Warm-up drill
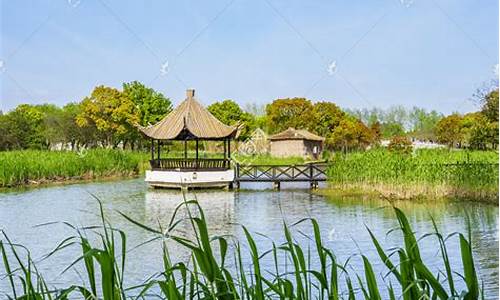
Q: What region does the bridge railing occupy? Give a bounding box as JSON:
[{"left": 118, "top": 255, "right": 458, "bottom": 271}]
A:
[
  {"left": 235, "top": 162, "right": 328, "bottom": 182},
  {"left": 150, "top": 158, "right": 231, "bottom": 171}
]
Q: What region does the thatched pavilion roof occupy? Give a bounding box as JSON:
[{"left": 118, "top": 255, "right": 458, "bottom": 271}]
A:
[
  {"left": 139, "top": 89, "right": 237, "bottom": 140},
  {"left": 269, "top": 128, "right": 325, "bottom": 142}
]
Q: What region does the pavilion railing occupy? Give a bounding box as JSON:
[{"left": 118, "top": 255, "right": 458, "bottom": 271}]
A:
[{"left": 150, "top": 158, "right": 231, "bottom": 171}]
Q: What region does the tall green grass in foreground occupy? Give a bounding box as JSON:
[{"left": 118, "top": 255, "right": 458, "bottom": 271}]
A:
[
  {"left": 0, "top": 149, "right": 148, "bottom": 187},
  {"left": 327, "top": 148, "right": 499, "bottom": 202},
  {"left": 0, "top": 198, "right": 483, "bottom": 299}
]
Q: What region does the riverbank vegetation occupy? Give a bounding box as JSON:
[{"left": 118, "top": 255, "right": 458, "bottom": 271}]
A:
[
  {"left": 0, "top": 80, "right": 497, "bottom": 193},
  {"left": 327, "top": 148, "right": 499, "bottom": 202},
  {"left": 0, "top": 149, "right": 311, "bottom": 188},
  {"left": 0, "top": 199, "right": 484, "bottom": 299},
  {"left": 0, "top": 149, "right": 148, "bottom": 187}
]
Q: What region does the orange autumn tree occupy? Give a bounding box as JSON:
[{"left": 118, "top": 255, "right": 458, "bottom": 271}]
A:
[{"left": 328, "top": 116, "right": 374, "bottom": 151}]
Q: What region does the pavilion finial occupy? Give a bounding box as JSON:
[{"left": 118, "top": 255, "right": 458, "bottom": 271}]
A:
[{"left": 186, "top": 89, "right": 195, "bottom": 99}]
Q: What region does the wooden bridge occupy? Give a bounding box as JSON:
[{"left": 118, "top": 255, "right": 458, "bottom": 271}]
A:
[{"left": 233, "top": 162, "right": 328, "bottom": 189}]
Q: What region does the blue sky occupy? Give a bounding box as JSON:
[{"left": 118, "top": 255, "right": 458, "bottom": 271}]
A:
[{"left": 1, "top": 0, "right": 498, "bottom": 114}]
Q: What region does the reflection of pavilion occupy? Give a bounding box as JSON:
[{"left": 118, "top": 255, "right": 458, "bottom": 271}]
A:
[{"left": 145, "top": 190, "right": 235, "bottom": 236}]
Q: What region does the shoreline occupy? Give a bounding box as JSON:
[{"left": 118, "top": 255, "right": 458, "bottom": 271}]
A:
[
  {"left": 317, "top": 182, "right": 499, "bottom": 204},
  {"left": 0, "top": 172, "right": 142, "bottom": 192},
  {"left": 2, "top": 173, "right": 498, "bottom": 205}
]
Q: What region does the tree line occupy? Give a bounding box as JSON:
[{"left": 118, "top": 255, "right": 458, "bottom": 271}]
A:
[{"left": 0, "top": 81, "right": 498, "bottom": 152}]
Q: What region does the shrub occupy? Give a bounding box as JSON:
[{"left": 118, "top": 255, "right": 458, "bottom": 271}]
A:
[{"left": 388, "top": 136, "right": 413, "bottom": 154}]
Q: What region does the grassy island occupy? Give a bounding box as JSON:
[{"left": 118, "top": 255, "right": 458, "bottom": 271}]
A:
[
  {"left": 0, "top": 149, "right": 148, "bottom": 188},
  {"left": 326, "top": 148, "right": 499, "bottom": 202}
]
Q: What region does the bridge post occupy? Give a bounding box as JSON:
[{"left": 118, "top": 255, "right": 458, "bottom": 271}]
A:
[
  {"left": 273, "top": 181, "right": 280, "bottom": 190},
  {"left": 233, "top": 163, "right": 240, "bottom": 190}
]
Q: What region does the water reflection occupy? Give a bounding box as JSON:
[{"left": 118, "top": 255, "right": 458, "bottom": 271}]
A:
[
  {"left": 145, "top": 189, "right": 235, "bottom": 234},
  {"left": 0, "top": 178, "right": 497, "bottom": 298}
]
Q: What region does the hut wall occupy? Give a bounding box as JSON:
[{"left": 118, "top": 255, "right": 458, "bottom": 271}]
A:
[
  {"left": 270, "top": 140, "right": 306, "bottom": 157},
  {"left": 270, "top": 139, "right": 323, "bottom": 158}
]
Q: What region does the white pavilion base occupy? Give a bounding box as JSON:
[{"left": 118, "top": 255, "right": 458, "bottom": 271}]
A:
[{"left": 145, "top": 169, "right": 235, "bottom": 189}]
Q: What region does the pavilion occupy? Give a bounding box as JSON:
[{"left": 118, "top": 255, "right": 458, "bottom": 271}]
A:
[{"left": 139, "top": 89, "right": 238, "bottom": 189}]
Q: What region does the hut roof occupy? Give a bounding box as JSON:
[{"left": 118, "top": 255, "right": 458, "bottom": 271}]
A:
[
  {"left": 269, "top": 128, "right": 325, "bottom": 142},
  {"left": 139, "top": 89, "right": 237, "bottom": 140}
]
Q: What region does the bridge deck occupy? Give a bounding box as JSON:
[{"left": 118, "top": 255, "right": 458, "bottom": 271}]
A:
[{"left": 234, "top": 162, "right": 328, "bottom": 188}]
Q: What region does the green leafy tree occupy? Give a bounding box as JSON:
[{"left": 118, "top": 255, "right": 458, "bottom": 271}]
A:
[
  {"left": 408, "top": 107, "right": 442, "bottom": 140},
  {"left": 122, "top": 81, "right": 172, "bottom": 149},
  {"left": 380, "top": 122, "right": 405, "bottom": 138},
  {"left": 385, "top": 105, "right": 408, "bottom": 128},
  {"left": 0, "top": 113, "right": 15, "bottom": 150},
  {"left": 481, "top": 89, "right": 499, "bottom": 123},
  {"left": 35, "top": 104, "right": 65, "bottom": 149},
  {"left": 208, "top": 99, "right": 254, "bottom": 140},
  {"left": 7, "top": 104, "right": 45, "bottom": 149},
  {"left": 266, "top": 98, "right": 313, "bottom": 133},
  {"left": 467, "top": 114, "right": 499, "bottom": 150},
  {"left": 122, "top": 81, "right": 172, "bottom": 126},
  {"left": 309, "top": 101, "right": 345, "bottom": 137},
  {"left": 61, "top": 102, "right": 96, "bottom": 150}
]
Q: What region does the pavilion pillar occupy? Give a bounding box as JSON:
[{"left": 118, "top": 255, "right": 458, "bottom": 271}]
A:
[
  {"left": 195, "top": 139, "right": 199, "bottom": 169},
  {"left": 157, "top": 140, "right": 161, "bottom": 160},
  {"left": 184, "top": 140, "right": 187, "bottom": 159},
  {"left": 223, "top": 140, "right": 227, "bottom": 159},
  {"left": 228, "top": 139, "right": 231, "bottom": 159},
  {"left": 151, "top": 138, "right": 154, "bottom": 161}
]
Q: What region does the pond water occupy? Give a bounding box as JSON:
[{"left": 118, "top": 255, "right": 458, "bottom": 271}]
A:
[{"left": 0, "top": 178, "right": 498, "bottom": 298}]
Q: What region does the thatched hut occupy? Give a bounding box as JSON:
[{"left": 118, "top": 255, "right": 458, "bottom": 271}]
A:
[{"left": 269, "top": 128, "right": 324, "bottom": 159}]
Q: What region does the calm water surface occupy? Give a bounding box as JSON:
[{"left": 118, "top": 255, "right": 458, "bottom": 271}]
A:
[{"left": 0, "top": 178, "right": 498, "bottom": 298}]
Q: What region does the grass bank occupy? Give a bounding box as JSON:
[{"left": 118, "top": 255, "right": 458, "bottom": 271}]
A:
[
  {"left": 0, "top": 149, "right": 149, "bottom": 188},
  {"left": 0, "top": 199, "right": 484, "bottom": 299},
  {"left": 327, "top": 148, "right": 499, "bottom": 202}
]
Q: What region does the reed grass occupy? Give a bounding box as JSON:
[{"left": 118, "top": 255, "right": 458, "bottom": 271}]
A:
[
  {"left": 327, "top": 148, "right": 499, "bottom": 201},
  {"left": 0, "top": 196, "right": 485, "bottom": 299},
  {"left": 0, "top": 149, "right": 149, "bottom": 187}
]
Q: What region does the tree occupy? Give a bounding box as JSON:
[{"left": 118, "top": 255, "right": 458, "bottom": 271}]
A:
[
  {"left": 122, "top": 81, "right": 172, "bottom": 149},
  {"left": 208, "top": 99, "right": 254, "bottom": 140},
  {"left": 327, "top": 116, "right": 373, "bottom": 151},
  {"left": 0, "top": 113, "right": 16, "bottom": 150},
  {"left": 408, "top": 107, "right": 442, "bottom": 140},
  {"left": 384, "top": 106, "right": 408, "bottom": 129},
  {"left": 348, "top": 107, "right": 383, "bottom": 126},
  {"left": 266, "top": 98, "right": 313, "bottom": 133},
  {"left": 122, "top": 81, "right": 172, "bottom": 126},
  {"left": 36, "top": 104, "right": 65, "bottom": 149},
  {"left": 434, "top": 114, "right": 463, "bottom": 147},
  {"left": 370, "top": 121, "right": 382, "bottom": 143},
  {"left": 76, "top": 86, "right": 139, "bottom": 148},
  {"left": 467, "top": 114, "right": 499, "bottom": 150},
  {"left": 380, "top": 122, "right": 405, "bottom": 138},
  {"left": 6, "top": 104, "right": 45, "bottom": 149},
  {"left": 61, "top": 102, "right": 96, "bottom": 150},
  {"left": 481, "top": 89, "right": 499, "bottom": 123},
  {"left": 309, "top": 101, "right": 345, "bottom": 137}
]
